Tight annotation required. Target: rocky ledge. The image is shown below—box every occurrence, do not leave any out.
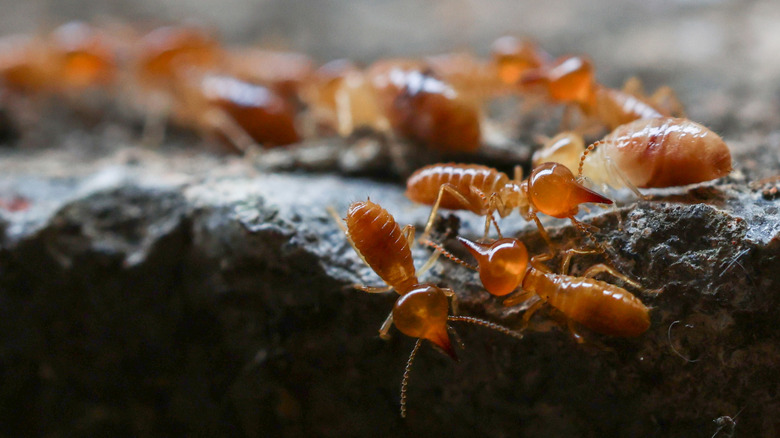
[0,142,777,437]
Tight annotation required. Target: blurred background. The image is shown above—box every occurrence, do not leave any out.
[0,0,774,84]
[2,0,778,130]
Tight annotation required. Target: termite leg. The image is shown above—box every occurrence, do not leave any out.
[609,202,624,232]
[441,286,459,316]
[605,155,647,200]
[202,108,262,155]
[485,193,505,239]
[328,206,370,266]
[417,250,441,276]
[520,299,546,327]
[420,183,479,243]
[400,224,446,278]
[569,216,615,257]
[529,252,554,273]
[384,130,413,179]
[353,284,394,293]
[467,186,499,240]
[650,85,686,117]
[527,211,555,251]
[581,264,660,294]
[560,247,600,274]
[141,99,169,147]
[379,311,394,340]
[334,85,355,137]
[621,76,645,96]
[327,206,347,232]
[502,290,535,307]
[401,224,416,248]
[513,165,523,182]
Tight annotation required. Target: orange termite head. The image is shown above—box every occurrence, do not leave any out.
[50,21,118,90]
[528,162,612,219]
[393,285,456,360]
[522,55,595,105]
[545,56,595,105]
[490,36,550,85]
[457,236,529,297]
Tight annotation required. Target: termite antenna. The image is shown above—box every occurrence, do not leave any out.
[448,315,524,340]
[400,338,422,418]
[571,217,616,261]
[578,140,605,178]
[420,239,478,271]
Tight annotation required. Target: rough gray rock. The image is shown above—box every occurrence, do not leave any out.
[0,145,778,437]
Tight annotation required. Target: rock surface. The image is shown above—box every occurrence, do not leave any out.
[0,142,778,437]
[1,1,780,437]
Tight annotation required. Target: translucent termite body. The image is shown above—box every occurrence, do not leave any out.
[519,53,684,130]
[225,48,314,100]
[332,200,523,417]
[0,22,119,95]
[405,162,612,247]
[579,117,732,188]
[369,60,483,152]
[533,118,732,193]
[427,236,651,338]
[489,36,550,87]
[173,73,300,152]
[134,25,221,92]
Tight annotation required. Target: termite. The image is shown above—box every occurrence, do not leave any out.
[171,73,300,152]
[369,60,483,152]
[405,162,613,249]
[330,200,522,417]
[520,54,684,130]
[305,58,484,152]
[585,81,685,130]
[489,36,550,87]
[532,117,732,196]
[224,48,313,100]
[0,34,50,93]
[424,51,503,100]
[48,21,119,93]
[133,25,221,91]
[131,25,222,142]
[520,54,596,108]
[302,59,388,137]
[577,117,732,194]
[425,235,653,340]
[0,22,119,96]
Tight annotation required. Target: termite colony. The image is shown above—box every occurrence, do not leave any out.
[325,37,733,416]
[1,23,734,417]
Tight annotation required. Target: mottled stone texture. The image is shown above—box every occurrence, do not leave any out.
[1,0,780,437]
[0,149,778,437]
